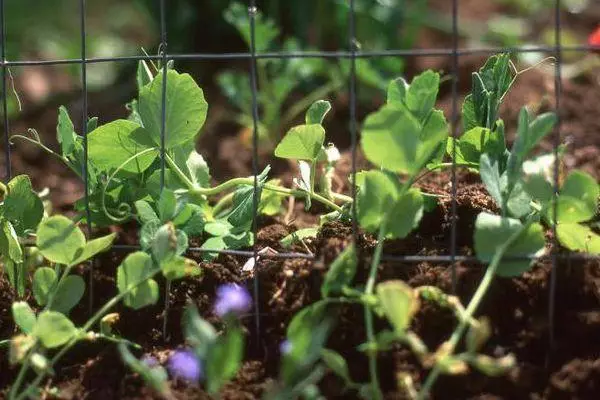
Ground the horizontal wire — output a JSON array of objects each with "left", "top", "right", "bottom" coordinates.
[{"left": 0, "top": 44, "right": 596, "bottom": 67}]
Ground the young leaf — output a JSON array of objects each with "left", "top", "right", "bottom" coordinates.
[
  {"left": 88, "top": 120, "right": 157, "bottom": 174},
  {"left": 185, "top": 150, "right": 211, "bottom": 188},
  {"left": 479, "top": 154, "right": 503, "bottom": 208},
  {"left": 183, "top": 304, "right": 217, "bottom": 359},
  {"left": 51, "top": 275, "right": 85, "bottom": 315},
  {"left": 405, "top": 70, "right": 440, "bottom": 121},
  {"left": 69, "top": 233, "right": 117, "bottom": 267},
  {"left": 376, "top": 280, "right": 418, "bottom": 334},
  {"left": 117, "top": 252, "right": 159, "bottom": 310},
  {"left": 321, "top": 245, "right": 357, "bottom": 297},
  {"left": 274, "top": 124, "right": 325, "bottom": 161},
  {"left": 0, "top": 221, "right": 23, "bottom": 265},
  {"left": 556, "top": 224, "right": 600, "bottom": 254},
  {"left": 387, "top": 77, "right": 408, "bottom": 105},
  {"left": 33, "top": 311, "right": 79, "bottom": 348},
  {"left": 386, "top": 189, "right": 424, "bottom": 239},
  {"left": 356, "top": 170, "right": 399, "bottom": 233},
  {"left": 3, "top": 175, "right": 44, "bottom": 236},
  {"left": 321, "top": 349, "right": 353, "bottom": 385},
  {"left": 205, "top": 326, "right": 244, "bottom": 394},
  {"left": 57, "top": 106, "right": 76, "bottom": 156},
  {"left": 474, "top": 213, "right": 545, "bottom": 277},
  {"left": 553, "top": 171, "right": 599, "bottom": 223},
  {"left": 12, "top": 301, "right": 37, "bottom": 334},
  {"left": 33, "top": 267, "right": 57, "bottom": 306},
  {"left": 138, "top": 69, "right": 208, "bottom": 149},
  {"left": 135, "top": 200, "right": 160, "bottom": 225},
  {"left": 227, "top": 167, "right": 270, "bottom": 229},
  {"left": 158, "top": 189, "right": 177, "bottom": 222},
  {"left": 361, "top": 105, "right": 447, "bottom": 174},
  {"left": 36, "top": 216, "right": 86, "bottom": 265},
  {"left": 305, "top": 100, "right": 331, "bottom": 125}
]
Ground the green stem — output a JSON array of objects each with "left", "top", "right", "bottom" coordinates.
[
  {"left": 417, "top": 219, "right": 533, "bottom": 399},
  {"left": 363, "top": 222, "right": 388, "bottom": 400}
]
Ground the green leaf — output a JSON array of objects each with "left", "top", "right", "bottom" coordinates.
[
  {"left": 57, "top": 106, "right": 76, "bottom": 156},
  {"left": 506, "top": 180, "right": 532, "bottom": 218},
  {"left": 140, "top": 220, "right": 161, "bottom": 251},
  {"left": 177, "top": 204, "right": 206, "bottom": 236},
  {"left": 376, "top": 280, "right": 418, "bottom": 333},
  {"left": 3, "top": 175, "right": 44, "bottom": 236},
  {"left": 449, "top": 127, "right": 502, "bottom": 165},
  {"left": 184, "top": 150, "right": 211, "bottom": 188},
  {"left": 479, "top": 154, "right": 503, "bottom": 207},
  {"left": 117, "top": 252, "right": 159, "bottom": 310},
  {"left": 386, "top": 189, "right": 424, "bottom": 239},
  {"left": 12, "top": 301, "right": 37, "bottom": 334},
  {"left": 0, "top": 221, "right": 23, "bottom": 264},
  {"left": 406, "top": 70, "right": 440, "bottom": 121},
  {"left": 387, "top": 77, "right": 408, "bottom": 105},
  {"left": 158, "top": 189, "right": 177, "bottom": 222},
  {"left": 274, "top": 124, "right": 325, "bottom": 161},
  {"left": 321, "top": 245, "right": 357, "bottom": 297},
  {"left": 161, "top": 256, "right": 198, "bottom": 280},
  {"left": 461, "top": 95, "right": 478, "bottom": 131},
  {"left": 523, "top": 173, "right": 554, "bottom": 204},
  {"left": 33, "top": 311, "right": 79, "bottom": 348},
  {"left": 70, "top": 233, "right": 116, "bottom": 267},
  {"left": 51, "top": 275, "right": 85, "bottom": 315},
  {"left": 474, "top": 213, "right": 545, "bottom": 277},
  {"left": 361, "top": 105, "right": 448, "bottom": 174},
  {"left": 206, "top": 326, "right": 244, "bottom": 394},
  {"left": 136, "top": 60, "right": 152, "bottom": 92},
  {"left": 88, "top": 119, "right": 157, "bottom": 174},
  {"left": 280, "top": 228, "right": 318, "bottom": 249},
  {"left": 321, "top": 349, "right": 352, "bottom": 385},
  {"left": 183, "top": 304, "right": 217, "bottom": 359},
  {"left": 36, "top": 216, "right": 86, "bottom": 265},
  {"left": 135, "top": 200, "right": 159, "bottom": 225},
  {"left": 258, "top": 179, "right": 284, "bottom": 217},
  {"left": 151, "top": 223, "right": 186, "bottom": 263},
  {"left": 87, "top": 116, "right": 98, "bottom": 133},
  {"left": 558, "top": 171, "right": 598, "bottom": 222},
  {"left": 356, "top": 170, "right": 399, "bottom": 233},
  {"left": 33, "top": 267, "right": 57, "bottom": 306},
  {"left": 556, "top": 223, "right": 600, "bottom": 254},
  {"left": 227, "top": 167, "right": 269, "bottom": 229},
  {"left": 305, "top": 100, "right": 331, "bottom": 125},
  {"left": 138, "top": 69, "right": 208, "bottom": 149}
]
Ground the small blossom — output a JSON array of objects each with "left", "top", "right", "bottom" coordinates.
[
  {"left": 279, "top": 340, "right": 293, "bottom": 355},
  {"left": 213, "top": 284, "right": 252, "bottom": 318},
  {"left": 589, "top": 26, "right": 600, "bottom": 53},
  {"left": 168, "top": 350, "right": 202, "bottom": 382}
]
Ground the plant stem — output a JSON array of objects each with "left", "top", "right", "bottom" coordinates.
[
  {"left": 417, "top": 220, "right": 533, "bottom": 399},
  {"left": 363, "top": 222, "right": 388, "bottom": 400}
]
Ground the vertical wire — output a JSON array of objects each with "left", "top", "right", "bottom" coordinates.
[
  {"left": 348, "top": 0, "right": 358, "bottom": 245},
  {"left": 79, "top": 0, "right": 94, "bottom": 313},
  {"left": 0, "top": 0, "right": 10, "bottom": 182},
  {"left": 548, "top": 0, "right": 562, "bottom": 357},
  {"left": 159, "top": 0, "right": 170, "bottom": 341},
  {"left": 248, "top": 0, "right": 262, "bottom": 352},
  {"left": 449, "top": 0, "right": 459, "bottom": 293}
]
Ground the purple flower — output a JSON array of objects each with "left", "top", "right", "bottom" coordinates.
[
  {"left": 213, "top": 284, "right": 252, "bottom": 318},
  {"left": 279, "top": 340, "right": 293, "bottom": 355},
  {"left": 168, "top": 350, "right": 202, "bottom": 382}
]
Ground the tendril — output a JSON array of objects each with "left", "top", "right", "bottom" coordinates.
[{"left": 101, "top": 147, "right": 158, "bottom": 223}]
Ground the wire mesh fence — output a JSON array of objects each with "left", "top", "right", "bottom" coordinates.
[{"left": 1, "top": 0, "right": 598, "bottom": 354}]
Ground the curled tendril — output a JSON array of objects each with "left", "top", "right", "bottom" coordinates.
[{"left": 101, "top": 147, "right": 158, "bottom": 223}]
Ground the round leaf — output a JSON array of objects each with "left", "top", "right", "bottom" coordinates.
[
  {"left": 33, "top": 311, "right": 79, "bottom": 348},
  {"left": 138, "top": 70, "right": 208, "bottom": 149},
  {"left": 12, "top": 301, "right": 37, "bottom": 334},
  {"left": 376, "top": 280, "right": 418, "bottom": 333},
  {"left": 51, "top": 275, "right": 85, "bottom": 315},
  {"left": 274, "top": 124, "right": 325, "bottom": 161},
  {"left": 36, "top": 216, "right": 85, "bottom": 265},
  {"left": 33, "top": 267, "right": 57, "bottom": 306}
]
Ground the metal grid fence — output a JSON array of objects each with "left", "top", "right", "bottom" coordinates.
[{"left": 0, "top": 0, "right": 597, "bottom": 353}]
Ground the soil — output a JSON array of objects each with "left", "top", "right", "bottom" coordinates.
[{"left": 3, "top": 3, "right": 600, "bottom": 400}]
